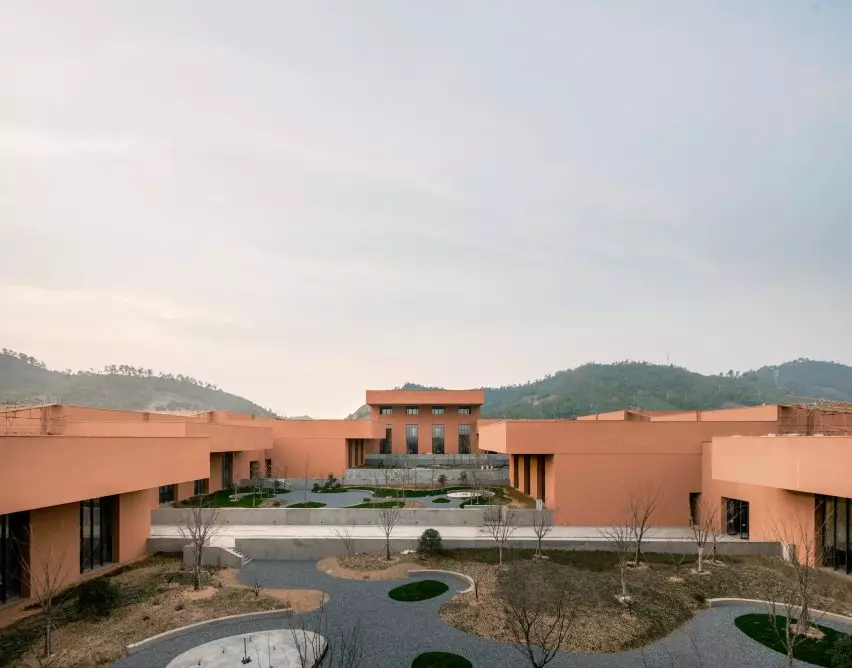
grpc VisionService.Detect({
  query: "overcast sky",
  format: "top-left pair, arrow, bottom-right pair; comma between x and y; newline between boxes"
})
1,2 -> 850,417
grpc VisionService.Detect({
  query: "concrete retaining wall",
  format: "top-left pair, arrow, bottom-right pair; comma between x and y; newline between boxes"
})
342,468 -> 509,486
152,506 -> 542,527
181,544 -> 244,568
363,454 -> 509,468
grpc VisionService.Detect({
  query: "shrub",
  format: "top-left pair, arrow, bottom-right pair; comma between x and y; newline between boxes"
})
76,578 -> 121,618
833,635 -> 852,668
312,483 -> 321,492
273,479 -> 282,491
418,528 -> 443,557
438,474 -> 447,486
459,472 -> 468,483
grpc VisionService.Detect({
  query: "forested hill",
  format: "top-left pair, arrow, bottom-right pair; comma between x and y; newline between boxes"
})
0,348 -> 280,417
401,359 -> 852,419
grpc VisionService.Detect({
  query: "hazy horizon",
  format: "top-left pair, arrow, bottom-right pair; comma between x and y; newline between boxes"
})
2,2 -> 850,417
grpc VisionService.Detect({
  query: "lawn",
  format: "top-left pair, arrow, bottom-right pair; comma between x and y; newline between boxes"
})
389,580 -> 450,602
0,555 -> 287,668
734,613 -> 852,667
411,651 -> 473,668
287,501 -> 327,508
348,501 -> 405,509
176,488 -> 288,508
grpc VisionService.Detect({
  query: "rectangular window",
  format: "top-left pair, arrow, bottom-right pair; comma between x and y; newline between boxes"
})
458,423 -> 471,454
458,407 -> 471,415
1,512 -> 28,604
222,452 -> 234,489
158,484 -> 176,504
80,497 -> 115,573
725,498 -> 749,539
406,407 -> 419,416
380,406 -> 393,415
432,406 -> 445,415
406,424 -> 419,454
819,495 -> 851,574
249,460 -> 260,479
381,424 -> 392,454
193,479 -> 208,496
432,424 -> 445,454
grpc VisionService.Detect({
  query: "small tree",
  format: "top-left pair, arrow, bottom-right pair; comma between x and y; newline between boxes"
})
462,559 -> 490,602
500,560 -> 575,668
418,528 -> 442,558
627,483 -> 660,565
378,502 -> 402,561
333,527 -> 356,558
668,548 -> 689,581
177,498 -> 223,590
18,527 -> 70,659
599,524 -> 633,602
288,598 -> 363,668
483,506 -> 517,565
689,500 -> 714,574
532,508 -> 553,559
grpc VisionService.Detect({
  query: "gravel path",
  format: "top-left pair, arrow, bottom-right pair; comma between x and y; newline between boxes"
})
112,561 -> 852,668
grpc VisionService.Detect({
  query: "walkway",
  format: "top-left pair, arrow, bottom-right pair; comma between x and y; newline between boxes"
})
111,560 -> 852,667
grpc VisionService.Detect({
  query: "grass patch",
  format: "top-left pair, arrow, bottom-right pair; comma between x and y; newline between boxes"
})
348,501 -> 405,509
287,501 -> 327,508
432,497 -> 451,503
311,487 -> 351,494
179,489 -> 282,508
734,613 -> 852,667
412,651 -> 473,668
389,580 -> 449,602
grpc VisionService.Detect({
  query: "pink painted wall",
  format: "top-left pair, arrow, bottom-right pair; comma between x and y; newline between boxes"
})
28,503 -> 80,596
117,488 -> 158,562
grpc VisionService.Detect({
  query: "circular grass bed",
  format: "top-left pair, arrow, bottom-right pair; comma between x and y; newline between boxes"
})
286,501 -> 327,508
734,613 -> 852,667
388,580 -> 449,602
411,651 -> 473,668
432,497 -> 451,503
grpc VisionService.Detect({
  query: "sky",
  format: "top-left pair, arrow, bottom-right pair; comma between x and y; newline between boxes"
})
1,2 -> 851,417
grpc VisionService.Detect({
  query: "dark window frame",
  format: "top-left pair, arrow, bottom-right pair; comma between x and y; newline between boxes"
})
380,406 -> 393,415
458,406 -> 471,415
458,423 -> 471,454
380,424 -> 392,454
80,497 -> 115,573
725,498 -> 749,539
431,406 -> 445,415
406,406 -> 419,416
193,479 -> 208,496
405,424 -> 419,454
432,424 -> 445,454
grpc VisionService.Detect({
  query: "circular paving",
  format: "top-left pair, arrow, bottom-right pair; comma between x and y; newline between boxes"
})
446,490 -> 494,499
164,630 -> 326,668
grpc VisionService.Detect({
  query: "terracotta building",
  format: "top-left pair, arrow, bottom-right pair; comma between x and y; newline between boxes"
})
2,392 -> 851,607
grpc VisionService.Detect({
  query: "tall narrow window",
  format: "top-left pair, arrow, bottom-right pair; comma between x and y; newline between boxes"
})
1,512 -> 28,604
406,407 -> 419,416
725,498 -> 749,539
249,460 -> 260,479
193,479 -> 208,496
406,424 -> 419,454
381,424 -> 392,454
458,424 -> 471,454
80,497 -> 114,573
432,406 -> 445,415
432,424 -> 445,454
222,452 -> 234,489
265,458 -> 273,477
458,407 -> 471,416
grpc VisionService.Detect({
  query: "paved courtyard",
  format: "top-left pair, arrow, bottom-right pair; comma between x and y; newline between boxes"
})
110,560 -> 852,668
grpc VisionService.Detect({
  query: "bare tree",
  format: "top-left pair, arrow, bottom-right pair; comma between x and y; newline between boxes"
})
599,524 -> 633,601
287,598 -> 364,668
325,621 -> 365,668
333,527 -> 356,558
500,560 -> 575,668
532,508 -> 553,559
689,500 -> 714,574
177,498 -> 223,590
483,506 -> 517,565
18,527 -> 70,660
627,483 -> 661,565
461,559 -> 491,602
668,548 -> 689,581
378,502 -> 402,560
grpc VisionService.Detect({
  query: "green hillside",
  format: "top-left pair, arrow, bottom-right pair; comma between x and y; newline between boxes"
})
402,359 -> 852,419
0,348 -> 280,417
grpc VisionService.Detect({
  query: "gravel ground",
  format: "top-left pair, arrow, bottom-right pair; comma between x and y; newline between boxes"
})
277,490 -> 467,508
112,561 -> 852,668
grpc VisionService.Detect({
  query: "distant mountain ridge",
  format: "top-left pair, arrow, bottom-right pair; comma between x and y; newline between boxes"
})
0,348 -> 280,417
349,359 -> 852,419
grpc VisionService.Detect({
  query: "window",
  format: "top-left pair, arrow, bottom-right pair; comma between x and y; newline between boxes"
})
725,498 -> 749,539
265,458 -> 273,477
222,452 -> 234,489
1,512 -> 28,604
381,424 -> 392,454
80,497 -> 115,573
158,484 -> 176,504
194,479 -> 208,496
819,495 -> 851,573
406,424 -> 419,454
380,406 -> 393,415
458,424 -> 471,454
249,460 -> 260,479
432,406 -> 445,415
458,407 -> 471,415
432,424 -> 445,454
406,406 -> 419,415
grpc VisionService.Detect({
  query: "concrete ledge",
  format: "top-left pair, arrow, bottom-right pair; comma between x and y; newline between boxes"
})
408,568 -> 474,594
125,609 -> 289,655
706,598 -> 852,625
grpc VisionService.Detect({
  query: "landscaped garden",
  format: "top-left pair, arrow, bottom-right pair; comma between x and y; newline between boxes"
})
176,486 -> 288,508
735,613 -> 852,667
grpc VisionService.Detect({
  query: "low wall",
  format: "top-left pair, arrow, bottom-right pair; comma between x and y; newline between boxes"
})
342,468 -> 509,486
363,454 -> 509,468
181,544 -> 244,568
